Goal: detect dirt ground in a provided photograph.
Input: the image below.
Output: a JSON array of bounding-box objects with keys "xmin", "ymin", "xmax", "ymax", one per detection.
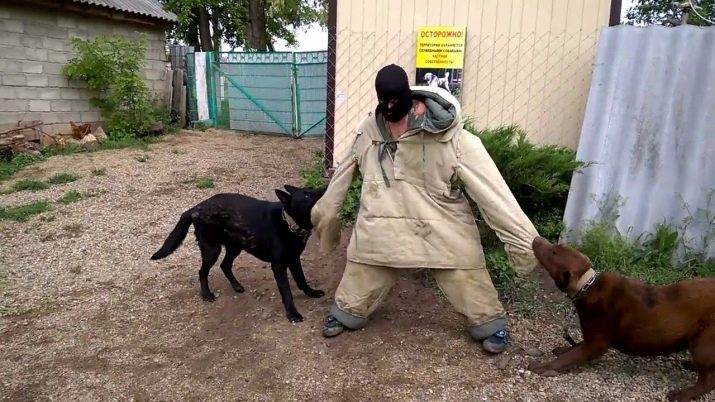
[{"xmin": 0, "ymin": 130, "xmax": 709, "ymax": 402}]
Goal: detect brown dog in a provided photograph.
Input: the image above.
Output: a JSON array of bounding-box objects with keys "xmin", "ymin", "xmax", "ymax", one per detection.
[{"xmin": 528, "ymin": 236, "xmax": 715, "ymax": 402}]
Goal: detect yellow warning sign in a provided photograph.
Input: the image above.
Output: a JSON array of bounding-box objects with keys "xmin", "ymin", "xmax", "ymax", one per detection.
[{"xmin": 416, "ymin": 26, "xmax": 466, "ymax": 69}]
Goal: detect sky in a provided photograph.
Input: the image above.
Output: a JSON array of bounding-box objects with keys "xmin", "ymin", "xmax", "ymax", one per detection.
[{"xmin": 270, "ymin": 1, "xmax": 639, "ymax": 52}]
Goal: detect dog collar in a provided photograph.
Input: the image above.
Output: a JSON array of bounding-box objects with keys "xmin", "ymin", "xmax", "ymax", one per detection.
[
  {"xmin": 281, "ymin": 209, "xmax": 311, "ymax": 241},
  {"xmin": 568, "ymin": 268, "xmax": 599, "ymax": 301}
]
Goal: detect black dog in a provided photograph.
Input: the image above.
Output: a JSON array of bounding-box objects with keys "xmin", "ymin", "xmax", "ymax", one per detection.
[{"xmin": 150, "ymin": 185, "xmax": 326, "ymax": 322}]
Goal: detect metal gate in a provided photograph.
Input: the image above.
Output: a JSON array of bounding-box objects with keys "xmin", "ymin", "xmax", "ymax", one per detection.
[{"xmin": 187, "ymin": 51, "xmax": 327, "ymax": 138}]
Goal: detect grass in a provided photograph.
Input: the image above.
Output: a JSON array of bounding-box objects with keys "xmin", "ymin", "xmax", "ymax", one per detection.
[
  {"xmin": 196, "ymin": 177, "xmax": 215, "ymax": 189},
  {"xmin": 0, "ymin": 201, "xmax": 51, "ymax": 222},
  {"xmin": 12, "ymin": 179, "xmax": 49, "ymax": 192},
  {"xmin": 47, "ymin": 172, "xmax": 80, "ymax": 185},
  {"xmin": 7, "ymin": 172, "xmax": 81, "ymax": 194},
  {"xmin": 572, "ymin": 223, "xmax": 715, "ymax": 285},
  {"xmin": 92, "ymin": 168, "xmax": 106, "ymax": 176},
  {"xmin": 0, "ymin": 153, "xmax": 45, "ymax": 182},
  {"xmin": 57, "ymin": 190, "xmax": 84, "ymax": 205},
  {"xmin": 0, "ymin": 134, "xmax": 161, "ymax": 183}
]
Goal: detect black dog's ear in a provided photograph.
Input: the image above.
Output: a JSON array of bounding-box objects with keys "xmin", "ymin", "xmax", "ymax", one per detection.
[
  {"xmin": 275, "ymin": 189, "xmax": 291, "ymax": 206},
  {"xmin": 284, "ymin": 185, "xmax": 299, "ymax": 194}
]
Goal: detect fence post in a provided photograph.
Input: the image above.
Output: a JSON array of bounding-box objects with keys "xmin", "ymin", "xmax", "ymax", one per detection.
[{"xmin": 292, "ymin": 53, "xmax": 302, "ymax": 138}]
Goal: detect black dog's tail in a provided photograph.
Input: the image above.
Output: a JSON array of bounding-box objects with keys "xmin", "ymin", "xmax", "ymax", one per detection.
[{"xmin": 151, "ymin": 211, "xmax": 193, "ymax": 260}]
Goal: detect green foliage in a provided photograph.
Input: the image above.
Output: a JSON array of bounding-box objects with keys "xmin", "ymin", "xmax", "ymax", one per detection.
[
  {"xmin": 532, "ymin": 208, "xmax": 566, "ymax": 243},
  {"xmin": 625, "ymin": 0, "xmax": 714, "ymax": 26},
  {"xmin": 161, "ymin": 0, "xmax": 327, "ymax": 51},
  {"xmin": 484, "ymin": 248, "xmax": 514, "ymax": 293},
  {"xmin": 63, "ymin": 35, "xmax": 158, "ymax": 138},
  {"xmin": 300, "ymin": 150, "xmax": 325, "ymax": 189},
  {"xmin": 339, "ymin": 176, "xmax": 362, "ymax": 224},
  {"xmin": 466, "ymin": 124, "xmax": 588, "ymax": 217},
  {"xmin": 0, "ymin": 153, "xmax": 45, "ymax": 181},
  {"xmin": 47, "ymin": 173, "xmax": 80, "ymax": 185},
  {"xmin": 195, "ymin": 177, "xmax": 215, "ymax": 189},
  {"xmin": 57, "ymin": 190, "xmax": 84, "ymax": 205},
  {"xmin": 573, "ymin": 222, "xmax": 715, "ymax": 285},
  {"xmin": 300, "ymin": 150, "xmax": 362, "ymax": 224},
  {"xmin": 0, "ymin": 201, "xmax": 51, "ymax": 222},
  {"xmin": 12, "ymin": 180, "xmax": 49, "ymax": 192}
]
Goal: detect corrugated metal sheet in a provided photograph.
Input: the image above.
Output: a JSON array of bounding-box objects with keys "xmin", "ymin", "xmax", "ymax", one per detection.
[
  {"xmin": 563, "ymin": 25, "xmax": 715, "ymax": 259},
  {"xmin": 71, "ymin": 0, "xmax": 177, "ymax": 22}
]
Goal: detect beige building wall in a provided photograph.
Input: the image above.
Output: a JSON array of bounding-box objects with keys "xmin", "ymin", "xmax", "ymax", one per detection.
[{"xmin": 332, "ymin": 0, "xmax": 612, "ymax": 164}]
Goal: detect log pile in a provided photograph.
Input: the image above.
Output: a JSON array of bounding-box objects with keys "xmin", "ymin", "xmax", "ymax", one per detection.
[
  {"xmin": 0, "ymin": 121, "xmax": 43, "ymax": 158},
  {"xmin": 0, "ymin": 120, "xmax": 109, "ymax": 160}
]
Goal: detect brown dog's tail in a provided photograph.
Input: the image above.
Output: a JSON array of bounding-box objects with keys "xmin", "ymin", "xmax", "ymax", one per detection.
[{"xmin": 150, "ymin": 210, "xmax": 193, "ymax": 260}]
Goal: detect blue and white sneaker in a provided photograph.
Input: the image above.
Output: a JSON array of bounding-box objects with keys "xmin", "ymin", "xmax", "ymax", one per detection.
[
  {"xmin": 322, "ymin": 314, "xmax": 345, "ymax": 338},
  {"xmin": 482, "ymin": 329, "xmax": 509, "ymax": 353}
]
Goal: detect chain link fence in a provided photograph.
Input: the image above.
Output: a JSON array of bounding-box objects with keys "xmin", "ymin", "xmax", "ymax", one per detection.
[
  {"xmin": 186, "ymin": 51, "xmax": 327, "ymax": 137},
  {"xmin": 325, "ymin": 27, "xmax": 604, "ymax": 169}
]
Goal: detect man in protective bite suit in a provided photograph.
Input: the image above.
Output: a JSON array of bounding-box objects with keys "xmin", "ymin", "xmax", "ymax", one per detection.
[{"xmin": 311, "ymin": 64, "xmax": 539, "ymax": 353}]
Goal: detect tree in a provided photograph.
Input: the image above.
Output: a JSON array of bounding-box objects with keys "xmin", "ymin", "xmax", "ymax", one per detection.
[
  {"xmin": 624, "ymin": 0, "xmax": 714, "ymax": 26},
  {"xmin": 161, "ymin": 0, "xmax": 327, "ymax": 51}
]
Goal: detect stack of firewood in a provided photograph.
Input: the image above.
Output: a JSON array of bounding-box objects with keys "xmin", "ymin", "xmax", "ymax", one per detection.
[{"xmin": 0, "ymin": 121, "xmax": 43, "ymax": 158}]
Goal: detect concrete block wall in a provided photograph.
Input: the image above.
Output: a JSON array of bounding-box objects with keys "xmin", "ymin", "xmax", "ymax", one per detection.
[{"xmin": 0, "ymin": 4, "xmax": 169, "ymax": 133}]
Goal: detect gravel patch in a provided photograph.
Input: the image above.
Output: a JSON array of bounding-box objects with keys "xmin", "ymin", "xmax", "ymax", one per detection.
[{"xmin": 0, "ymin": 130, "xmax": 710, "ymax": 402}]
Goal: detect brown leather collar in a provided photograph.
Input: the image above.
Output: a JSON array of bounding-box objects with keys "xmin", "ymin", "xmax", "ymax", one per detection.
[{"xmin": 281, "ymin": 210, "xmax": 311, "ymax": 241}]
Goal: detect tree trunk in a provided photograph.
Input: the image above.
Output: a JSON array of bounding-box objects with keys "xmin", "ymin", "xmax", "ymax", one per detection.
[
  {"xmin": 196, "ymin": 6, "xmax": 213, "ymax": 51},
  {"xmin": 210, "ymin": 10, "xmax": 222, "ymax": 52},
  {"xmin": 186, "ymin": 11, "xmax": 200, "ymax": 51},
  {"xmin": 245, "ymin": 0, "xmax": 270, "ymax": 50}
]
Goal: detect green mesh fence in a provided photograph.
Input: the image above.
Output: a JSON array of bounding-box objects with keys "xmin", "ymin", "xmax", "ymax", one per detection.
[
  {"xmin": 185, "ymin": 53, "xmax": 198, "ymax": 124},
  {"xmin": 187, "ymin": 51, "xmax": 327, "ymax": 137},
  {"xmin": 294, "ymin": 52, "xmax": 328, "ymax": 137}
]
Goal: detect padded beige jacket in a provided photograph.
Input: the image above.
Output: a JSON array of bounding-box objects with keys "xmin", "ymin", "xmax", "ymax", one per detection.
[{"xmin": 311, "ymin": 86, "xmax": 539, "ymax": 275}]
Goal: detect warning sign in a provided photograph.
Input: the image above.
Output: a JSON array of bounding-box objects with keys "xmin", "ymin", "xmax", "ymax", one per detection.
[
  {"xmin": 416, "ymin": 26, "xmax": 466, "ymax": 69},
  {"xmin": 415, "ymin": 26, "xmax": 466, "ymax": 99}
]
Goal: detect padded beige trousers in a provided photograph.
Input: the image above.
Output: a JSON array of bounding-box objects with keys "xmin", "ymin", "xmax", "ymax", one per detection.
[{"xmin": 329, "ymin": 261, "xmax": 508, "ymax": 340}]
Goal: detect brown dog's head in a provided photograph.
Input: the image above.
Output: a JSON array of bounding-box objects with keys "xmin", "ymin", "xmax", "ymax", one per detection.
[{"xmin": 532, "ymin": 236, "xmax": 593, "ymax": 294}]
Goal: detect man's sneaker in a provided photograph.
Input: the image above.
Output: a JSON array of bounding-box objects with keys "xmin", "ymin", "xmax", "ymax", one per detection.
[
  {"xmin": 482, "ymin": 329, "xmax": 509, "ymax": 353},
  {"xmin": 322, "ymin": 314, "xmax": 345, "ymax": 338}
]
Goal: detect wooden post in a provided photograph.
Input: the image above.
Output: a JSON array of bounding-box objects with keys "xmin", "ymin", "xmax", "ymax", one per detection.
[
  {"xmin": 172, "ymin": 69, "xmax": 183, "ymax": 113},
  {"xmin": 165, "ymin": 68, "xmax": 174, "ymax": 108}
]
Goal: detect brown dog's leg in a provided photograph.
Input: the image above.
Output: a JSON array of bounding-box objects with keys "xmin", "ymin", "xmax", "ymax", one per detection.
[
  {"xmin": 667, "ymin": 370, "xmax": 715, "ymax": 402},
  {"xmin": 552, "ymin": 345, "xmax": 574, "ymax": 356},
  {"xmin": 529, "ymin": 341, "xmax": 608, "ymax": 376},
  {"xmin": 668, "ymin": 327, "xmax": 715, "ymax": 401}
]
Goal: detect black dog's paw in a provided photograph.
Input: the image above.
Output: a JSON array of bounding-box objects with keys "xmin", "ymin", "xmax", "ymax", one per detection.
[
  {"xmin": 232, "ymin": 283, "xmax": 246, "ymax": 293},
  {"xmin": 287, "ymin": 312, "xmax": 304, "ymax": 323},
  {"xmin": 305, "ymin": 289, "xmax": 325, "ymax": 298},
  {"xmin": 202, "ymin": 292, "xmax": 217, "ymax": 302}
]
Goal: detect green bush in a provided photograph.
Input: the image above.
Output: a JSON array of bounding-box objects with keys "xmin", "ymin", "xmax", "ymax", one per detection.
[
  {"xmin": 300, "ymin": 150, "xmax": 362, "ymax": 224},
  {"xmin": 63, "ymin": 35, "xmax": 160, "ymax": 138},
  {"xmin": 465, "ymin": 124, "xmax": 588, "ymax": 216}
]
